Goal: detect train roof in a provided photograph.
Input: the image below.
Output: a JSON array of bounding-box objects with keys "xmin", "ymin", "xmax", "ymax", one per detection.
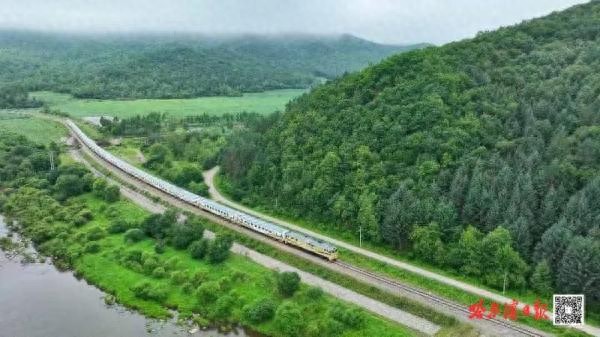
[
  {"xmin": 285, "ymin": 230, "xmax": 337, "ymax": 252},
  {"xmin": 68, "ymin": 119, "xmax": 336, "ymax": 253}
]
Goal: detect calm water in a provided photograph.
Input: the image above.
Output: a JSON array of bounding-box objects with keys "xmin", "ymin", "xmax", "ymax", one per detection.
[{"xmin": 0, "ymin": 216, "xmax": 250, "ymax": 337}]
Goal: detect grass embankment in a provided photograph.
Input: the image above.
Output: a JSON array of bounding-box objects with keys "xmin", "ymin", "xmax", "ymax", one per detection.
[
  {"xmin": 215, "ymin": 174, "xmax": 595, "ymax": 336},
  {"xmin": 78, "ymin": 150, "xmax": 474, "ymax": 336},
  {"xmin": 12, "ymin": 190, "xmax": 418, "ymax": 337},
  {"xmin": 32, "ymin": 90, "xmax": 305, "ymax": 118},
  {"xmin": 0, "ymin": 110, "xmax": 67, "ymax": 144}
]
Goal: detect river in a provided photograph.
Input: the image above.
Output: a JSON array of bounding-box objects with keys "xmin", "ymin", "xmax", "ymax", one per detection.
[{"xmin": 0, "ymin": 216, "xmax": 251, "ymax": 337}]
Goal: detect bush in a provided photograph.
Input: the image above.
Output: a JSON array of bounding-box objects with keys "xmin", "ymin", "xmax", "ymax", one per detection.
[
  {"xmin": 103, "ymin": 185, "xmax": 120, "ymax": 202},
  {"xmin": 182, "ymin": 282, "xmax": 195, "ymax": 294},
  {"xmin": 188, "ymin": 181, "xmax": 209, "ymax": 197},
  {"xmin": 71, "ymin": 215, "xmax": 88, "ymax": 227},
  {"xmin": 86, "ymin": 226, "xmax": 107, "ymax": 241},
  {"xmin": 92, "ymin": 178, "xmax": 108, "ymax": 197},
  {"xmin": 124, "ymin": 228, "xmax": 144, "ymax": 243},
  {"xmin": 306, "ymin": 286, "xmax": 323, "ymax": 300},
  {"xmin": 152, "ymin": 266, "xmax": 167, "ymax": 278},
  {"xmin": 207, "ymin": 234, "xmax": 233, "ymax": 264},
  {"xmin": 154, "ymin": 240, "xmax": 166, "ymax": 254},
  {"xmin": 170, "ymin": 217, "xmax": 204, "ymax": 250},
  {"xmin": 83, "ymin": 241, "xmax": 101, "ymax": 253},
  {"xmin": 274, "ymin": 302, "xmax": 304, "ymax": 337},
  {"xmin": 188, "ymin": 239, "xmax": 209, "ymax": 259},
  {"xmin": 243, "ymin": 298, "xmax": 277, "ymax": 323},
  {"xmin": 77, "ymin": 209, "xmax": 93, "ymax": 222},
  {"xmin": 142, "ymin": 257, "xmax": 159, "ymax": 274},
  {"xmin": 211, "ymin": 294, "xmax": 236, "ymax": 321},
  {"xmin": 191, "ymin": 271, "xmax": 208, "ymax": 287},
  {"xmin": 196, "ymin": 281, "xmax": 220, "ymax": 303},
  {"xmin": 277, "ymin": 271, "xmax": 301, "ymax": 297},
  {"xmin": 141, "ymin": 210, "xmax": 175, "ymax": 239},
  {"xmin": 108, "ymin": 219, "xmax": 130, "ymax": 234},
  {"xmin": 131, "ymin": 281, "xmax": 168, "ymax": 302},
  {"xmin": 170, "ymin": 271, "xmax": 189, "ymax": 285},
  {"xmin": 329, "ymin": 306, "xmax": 365, "ymax": 328}
]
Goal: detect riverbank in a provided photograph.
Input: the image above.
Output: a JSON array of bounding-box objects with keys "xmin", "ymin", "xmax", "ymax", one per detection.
[{"xmin": 0, "ymin": 216, "xmax": 229, "ymax": 337}]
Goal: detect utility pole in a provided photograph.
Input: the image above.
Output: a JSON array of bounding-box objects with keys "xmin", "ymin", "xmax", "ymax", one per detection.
[
  {"xmin": 49, "ymin": 151, "xmax": 55, "ymax": 171},
  {"xmin": 502, "ymin": 272, "xmax": 508, "ymax": 295},
  {"xmin": 359, "ymin": 226, "xmax": 362, "ymax": 247}
]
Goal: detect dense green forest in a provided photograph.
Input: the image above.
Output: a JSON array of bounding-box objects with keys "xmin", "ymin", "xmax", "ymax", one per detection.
[
  {"xmin": 0, "ymin": 31, "xmax": 423, "ymax": 99},
  {"xmin": 0, "ymin": 86, "xmax": 42, "ymax": 109},
  {"xmin": 221, "ymin": 1, "xmax": 600, "ymax": 305}
]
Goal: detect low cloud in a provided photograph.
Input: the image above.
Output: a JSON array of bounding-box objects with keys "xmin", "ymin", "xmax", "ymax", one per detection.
[{"xmin": 0, "ymin": 0, "xmax": 588, "ymax": 44}]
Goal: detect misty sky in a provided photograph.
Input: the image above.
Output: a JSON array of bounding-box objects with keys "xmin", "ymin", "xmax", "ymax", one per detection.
[{"xmin": 0, "ymin": 0, "xmax": 589, "ymax": 44}]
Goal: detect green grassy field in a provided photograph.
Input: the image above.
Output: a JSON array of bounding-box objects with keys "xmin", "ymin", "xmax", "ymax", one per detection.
[
  {"xmin": 0, "ymin": 110, "xmax": 67, "ymax": 143},
  {"xmin": 32, "ymin": 90, "xmax": 305, "ymax": 118},
  {"xmin": 61, "ymin": 194, "xmax": 418, "ymax": 337}
]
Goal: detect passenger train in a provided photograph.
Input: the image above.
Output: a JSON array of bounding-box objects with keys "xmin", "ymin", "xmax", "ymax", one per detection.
[{"xmin": 65, "ymin": 119, "xmax": 338, "ymax": 261}]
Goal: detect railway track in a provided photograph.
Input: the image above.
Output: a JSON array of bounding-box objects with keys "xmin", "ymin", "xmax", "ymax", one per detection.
[
  {"xmin": 66, "ymin": 119, "xmax": 551, "ymax": 337},
  {"xmin": 336, "ymin": 261, "xmax": 546, "ymax": 337}
]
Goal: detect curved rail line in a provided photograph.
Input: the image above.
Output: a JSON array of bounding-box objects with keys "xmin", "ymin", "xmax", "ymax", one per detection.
[{"xmin": 67, "ymin": 119, "xmax": 548, "ymax": 337}]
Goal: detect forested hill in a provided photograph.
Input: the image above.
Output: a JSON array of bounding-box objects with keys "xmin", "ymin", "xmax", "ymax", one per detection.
[
  {"xmin": 222, "ymin": 1, "xmax": 600, "ymax": 302},
  {"xmin": 0, "ymin": 31, "xmax": 423, "ymax": 99}
]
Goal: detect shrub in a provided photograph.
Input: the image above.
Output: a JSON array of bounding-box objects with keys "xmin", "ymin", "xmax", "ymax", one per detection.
[
  {"xmin": 154, "ymin": 240, "xmax": 166, "ymax": 254},
  {"xmin": 243, "ymin": 298, "xmax": 277, "ymax": 323},
  {"xmin": 306, "ymin": 286, "xmax": 323, "ymax": 300},
  {"xmin": 86, "ymin": 226, "xmax": 107, "ymax": 241},
  {"xmin": 77, "ymin": 209, "xmax": 93, "ymax": 222},
  {"xmin": 152, "ymin": 266, "xmax": 167, "ymax": 278},
  {"xmin": 142, "ymin": 257, "xmax": 159, "ymax": 274},
  {"xmin": 108, "ymin": 219, "xmax": 130, "ymax": 234},
  {"xmin": 170, "ymin": 271, "xmax": 189, "ymax": 285},
  {"xmin": 218, "ymin": 276, "xmax": 232, "ymax": 292},
  {"xmin": 131, "ymin": 281, "xmax": 168, "ymax": 302},
  {"xmin": 182, "ymin": 282, "xmax": 195, "ymax": 294},
  {"xmin": 211, "ymin": 294, "xmax": 236, "ymax": 321},
  {"xmin": 188, "ymin": 181, "xmax": 209, "ymax": 197},
  {"xmin": 123, "ymin": 249, "xmax": 143, "ymax": 263},
  {"xmin": 170, "ymin": 217, "xmax": 204, "ymax": 250},
  {"xmin": 191, "ymin": 271, "xmax": 208, "ymax": 287},
  {"xmin": 329, "ymin": 307, "xmax": 365, "ymax": 328},
  {"xmin": 71, "ymin": 215, "xmax": 88, "ymax": 227},
  {"xmin": 196, "ymin": 281, "xmax": 220, "ymax": 303},
  {"xmin": 92, "ymin": 178, "xmax": 108, "ymax": 197},
  {"xmin": 207, "ymin": 234, "xmax": 233, "ymax": 264},
  {"xmin": 103, "ymin": 185, "xmax": 120, "ymax": 202},
  {"xmin": 276, "ymin": 271, "xmax": 301, "ymax": 297},
  {"xmin": 84, "ymin": 242, "xmax": 101, "ymax": 254},
  {"xmin": 273, "ymin": 302, "xmax": 304, "ymax": 337},
  {"xmin": 188, "ymin": 239, "xmax": 209, "ymax": 259},
  {"xmin": 124, "ymin": 228, "xmax": 144, "ymax": 243}
]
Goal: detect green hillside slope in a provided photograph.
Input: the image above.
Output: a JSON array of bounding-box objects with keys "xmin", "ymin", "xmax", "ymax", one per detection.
[
  {"xmin": 0, "ymin": 31, "xmax": 424, "ymax": 99},
  {"xmin": 221, "ymin": 1, "xmax": 600, "ymax": 306}
]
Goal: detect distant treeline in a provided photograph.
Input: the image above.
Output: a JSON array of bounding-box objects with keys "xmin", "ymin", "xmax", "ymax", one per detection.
[
  {"xmin": 0, "ymin": 86, "xmax": 42, "ymax": 109},
  {"xmin": 0, "ymin": 31, "xmax": 423, "ymax": 99}
]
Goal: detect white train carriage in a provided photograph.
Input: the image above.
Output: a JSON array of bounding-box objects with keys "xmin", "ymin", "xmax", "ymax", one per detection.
[{"xmin": 66, "ymin": 119, "xmax": 338, "ymax": 261}]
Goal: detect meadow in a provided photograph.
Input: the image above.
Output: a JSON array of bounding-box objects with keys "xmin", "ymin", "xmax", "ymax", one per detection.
[
  {"xmin": 32, "ymin": 90, "xmax": 305, "ymax": 118},
  {"xmin": 0, "ymin": 110, "xmax": 67, "ymax": 144}
]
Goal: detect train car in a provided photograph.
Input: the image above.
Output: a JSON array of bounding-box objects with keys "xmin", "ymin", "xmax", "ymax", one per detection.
[
  {"xmin": 66, "ymin": 119, "xmax": 338, "ymax": 261},
  {"xmin": 285, "ymin": 231, "xmax": 338, "ymax": 261}
]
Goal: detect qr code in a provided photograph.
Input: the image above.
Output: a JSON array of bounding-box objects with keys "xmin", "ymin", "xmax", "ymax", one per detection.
[{"xmin": 553, "ymin": 294, "xmax": 584, "ymax": 325}]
